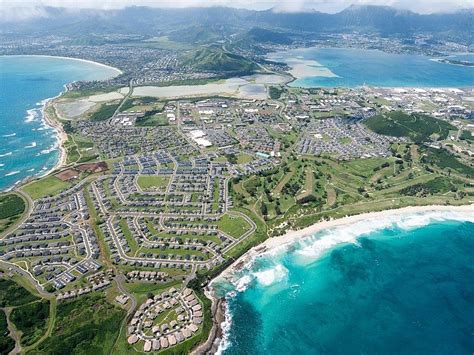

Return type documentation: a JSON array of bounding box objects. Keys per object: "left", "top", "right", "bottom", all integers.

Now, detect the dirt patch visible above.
[
  {"left": 77, "top": 161, "right": 108, "bottom": 173},
  {"left": 55, "top": 169, "right": 79, "bottom": 182}
]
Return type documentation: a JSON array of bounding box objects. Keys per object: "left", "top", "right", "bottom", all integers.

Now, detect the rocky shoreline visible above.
[{"left": 191, "top": 290, "right": 227, "bottom": 355}]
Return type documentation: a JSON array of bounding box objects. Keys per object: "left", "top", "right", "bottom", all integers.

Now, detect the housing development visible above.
[
  {"left": 0, "top": 4, "right": 473, "bottom": 355},
  {"left": 1, "top": 80, "right": 473, "bottom": 353}
]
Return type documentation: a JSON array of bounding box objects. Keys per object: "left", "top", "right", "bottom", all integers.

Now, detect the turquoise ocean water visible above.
[
  {"left": 267, "top": 48, "right": 474, "bottom": 87},
  {"left": 0, "top": 55, "right": 119, "bottom": 191},
  {"left": 214, "top": 212, "right": 474, "bottom": 354}
]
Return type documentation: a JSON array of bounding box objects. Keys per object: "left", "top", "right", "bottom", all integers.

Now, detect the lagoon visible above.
[{"left": 267, "top": 47, "right": 474, "bottom": 88}]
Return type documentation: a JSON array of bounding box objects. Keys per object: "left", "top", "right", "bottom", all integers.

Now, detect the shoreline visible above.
[
  {"left": 265, "top": 46, "right": 474, "bottom": 89},
  {"left": 0, "top": 55, "right": 122, "bottom": 192},
  {"left": 42, "top": 98, "right": 68, "bottom": 173},
  {"left": 205, "top": 203, "right": 474, "bottom": 354},
  {"left": 1, "top": 54, "right": 123, "bottom": 75},
  {"left": 216, "top": 204, "right": 474, "bottom": 281}
]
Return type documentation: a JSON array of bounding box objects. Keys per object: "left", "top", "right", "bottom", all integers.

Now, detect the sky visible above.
[{"left": 2, "top": 0, "right": 473, "bottom": 18}]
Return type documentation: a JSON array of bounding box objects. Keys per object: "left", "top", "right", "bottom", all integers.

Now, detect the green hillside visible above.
[
  {"left": 246, "top": 27, "right": 293, "bottom": 44},
  {"left": 168, "top": 25, "right": 223, "bottom": 45},
  {"left": 364, "top": 111, "right": 455, "bottom": 142},
  {"left": 182, "top": 47, "right": 258, "bottom": 74}
]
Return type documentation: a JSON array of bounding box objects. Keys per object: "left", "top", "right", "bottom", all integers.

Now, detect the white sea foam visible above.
[
  {"left": 0, "top": 152, "right": 12, "bottom": 157},
  {"left": 253, "top": 264, "right": 288, "bottom": 287},
  {"left": 234, "top": 275, "right": 252, "bottom": 292},
  {"left": 24, "top": 108, "right": 39, "bottom": 123},
  {"left": 37, "top": 142, "right": 58, "bottom": 156},
  {"left": 215, "top": 300, "right": 234, "bottom": 355},
  {"left": 293, "top": 211, "right": 474, "bottom": 263},
  {"left": 213, "top": 208, "right": 474, "bottom": 354},
  {"left": 26, "top": 168, "right": 35, "bottom": 172},
  {"left": 0, "top": 164, "right": 4, "bottom": 167},
  {"left": 5, "top": 170, "right": 20, "bottom": 177},
  {"left": 24, "top": 141, "right": 37, "bottom": 148},
  {"left": 224, "top": 210, "right": 474, "bottom": 293},
  {"left": 2, "top": 133, "right": 16, "bottom": 137}
]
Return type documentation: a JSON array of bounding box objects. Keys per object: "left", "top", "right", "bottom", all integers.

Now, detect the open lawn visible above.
[
  {"left": 22, "top": 176, "right": 71, "bottom": 200},
  {"left": 137, "top": 175, "right": 169, "bottom": 190},
  {"left": 135, "top": 113, "right": 169, "bottom": 127},
  {"left": 218, "top": 214, "right": 252, "bottom": 238},
  {"left": 89, "top": 102, "right": 120, "bottom": 121},
  {"left": 236, "top": 153, "right": 253, "bottom": 164}
]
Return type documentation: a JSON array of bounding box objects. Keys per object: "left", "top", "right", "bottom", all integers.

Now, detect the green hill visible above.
[
  {"left": 167, "top": 25, "right": 224, "bottom": 45},
  {"left": 364, "top": 111, "right": 456, "bottom": 142},
  {"left": 245, "top": 27, "right": 293, "bottom": 45},
  {"left": 181, "top": 47, "right": 258, "bottom": 74}
]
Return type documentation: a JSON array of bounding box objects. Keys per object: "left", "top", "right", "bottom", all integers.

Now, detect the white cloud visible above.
[{"left": 1, "top": 0, "right": 473, "bottom": 17}]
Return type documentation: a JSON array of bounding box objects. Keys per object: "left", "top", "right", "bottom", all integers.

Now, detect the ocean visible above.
[
  {"left": 0, "top": 55, "right": 120, "bottom": 191},
  {"left": 214, "top": 211, "right": 474, "bottom": 355},
  {"left": 267, "top": 48, "right": 474, "bottom": 88}
]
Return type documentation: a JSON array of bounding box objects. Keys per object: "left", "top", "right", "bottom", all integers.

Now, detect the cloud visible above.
[{"left": 1, "top": 0, "right": 473, "bottom": 19}]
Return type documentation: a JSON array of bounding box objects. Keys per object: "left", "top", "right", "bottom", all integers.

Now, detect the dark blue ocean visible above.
[
  {"left": 215, "top": 212, "right": 474, "bottom": 355},
  {"left": 0, "top": 55, "right": 119, "bottom": 191},
  {"left": 267, "top": 48, "right": 474, "bottom": 87}
]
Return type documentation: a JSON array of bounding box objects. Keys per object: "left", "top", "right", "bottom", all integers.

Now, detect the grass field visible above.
[
  {"left": 137, "top": 175, "right": 169, "bottom": 190},
  {"left": 22, "top": 176, "right": 71, "bottom": 200},
  {"left": 31, "top": 293, "right": 125, "bottom": 355},
  {"left": 89, "top": 102, "right": 120, "bottom": 121},
  {"left": 236, "top": 153, "right": 253, "bottom": 164},
  {"left": 218, "top": 214, "right": 252, "bottom": 238},
  {"left": 135, "top": 113, "right": 169, "bottom": 127},
  {"left": 231, "top": 147, "right": 471, "bottom": 237},
  {"left": 0, "top": 193, "right": 26, "bottom": 234},
  {"left": 365, "top": 111, "right": 455, "bottom": 142}
]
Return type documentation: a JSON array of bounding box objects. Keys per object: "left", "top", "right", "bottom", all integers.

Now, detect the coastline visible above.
[
  {"left": 217, "top": 204, "right": 474, "bottom": 281},
  {"left": 266, "top": 46, "right": 474, "bottom": 89},
  {"left": 204, "top": 203, "right": 474, "bottom": 354},
  {"left": 0, "top": 55, "right": 122, "bottom": 192},
  {"left": 42, "top": 99, "right": 68, "bottom": 173},
  {"left": 1, "top": 54, "right": 123, "bottom": 76}
]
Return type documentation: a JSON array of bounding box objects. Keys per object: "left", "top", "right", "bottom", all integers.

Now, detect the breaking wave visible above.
[
  {"left": 24, "top": 108, "right": 40, "bottom": 123},
  {"left": 213, "top": 209, "right": 474, "bottom": 354},
  {"left": 5, "top": 170, "right": 20, "bottom": 177},
  {"left": 24, "top": 141, "right": 37, "bottom": 148}
]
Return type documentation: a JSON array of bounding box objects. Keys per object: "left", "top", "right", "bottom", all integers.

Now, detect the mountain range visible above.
[{"left": 2, "top": 5, "right": 473, "bottom": 44}]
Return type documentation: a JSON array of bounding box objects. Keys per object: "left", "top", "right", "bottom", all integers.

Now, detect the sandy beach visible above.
[
  {"left": 2, "top": 54, "right": 123, "bottom": 76},
  {"left": 204, "top": 204, "right": 474, "bottom": 354},
  {"left": 215, "top": 204, "right": 474, "bottom": 281},
  {"left": 42, "top": 100, "right": 68, "bottom": 171}
]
